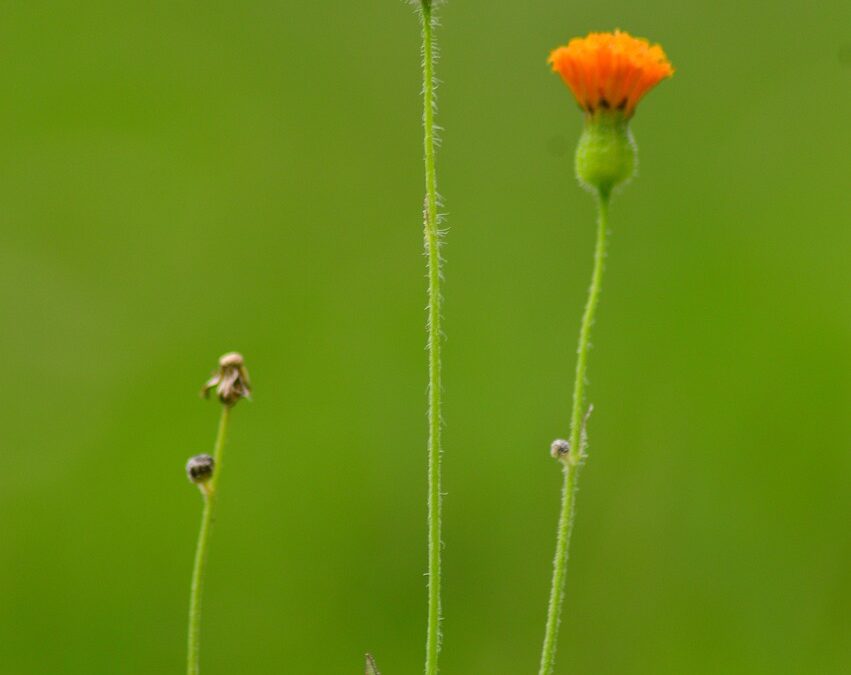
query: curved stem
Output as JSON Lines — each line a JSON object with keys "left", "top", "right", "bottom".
{"left": 538, "top": 192, "right": 609, "bottom": 675}
{"left": 419, "top": 2, "right": 443, "bottom": 675}
{"left": 187, "top": 405, "right": 231, "bottom": 675}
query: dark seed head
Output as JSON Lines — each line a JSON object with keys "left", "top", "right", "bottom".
{"left": 186, "top": 454, "right": 215, "bottom": 484}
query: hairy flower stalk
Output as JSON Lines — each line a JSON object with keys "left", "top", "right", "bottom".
{"left": 538, "top": 30, "right": 673, "bottom": 675}
{"left": 187, "top": 352, "right": 251, "bottom": 675}
{"left": 415, "top": 2, "right": 444, "bottom": 674}
{"left": 365, "top": 653, "right": 381, "bottom": 675}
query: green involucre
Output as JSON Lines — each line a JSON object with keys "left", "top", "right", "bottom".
{"left": 575, "top": 112, "right": 636, "bottom": 196}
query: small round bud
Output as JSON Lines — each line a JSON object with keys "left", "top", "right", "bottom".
{"left": 575, "top": 111, "right": 636, "bottom": 196}
{"left": 186, "top": 454, "right": 215, "bottom": 485}
{"left": 550, "top": 439, "right": 570, "bottom": 459}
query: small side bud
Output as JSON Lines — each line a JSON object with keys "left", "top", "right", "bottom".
{"left": 186, "top": 454, "right": 215, "bottom": 486}
{"left": 550, "top": 439, "right": 570, "bottom": 460}
{"left": 202, "top": 351, "right": 251, "bottom": 406}
{"left": 365, "top": 654, "right": 381, "bottom": 675}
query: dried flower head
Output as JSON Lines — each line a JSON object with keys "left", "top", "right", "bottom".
{"left": 186, "top": 454, "right": 215, "bottom": 485}
{"left": 549, "top": 30, "right": 673, "bottom": 118}
{"left": 202, "top": 352, "right": 251, "bottom": 406}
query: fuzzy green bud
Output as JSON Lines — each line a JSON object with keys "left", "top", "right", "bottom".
{"left": 575, "top": 111, "right": 636, "bottom": 196}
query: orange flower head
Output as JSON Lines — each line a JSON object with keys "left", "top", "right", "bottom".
{"left": 549, "top": 30, "right": 673, "bottom": 117}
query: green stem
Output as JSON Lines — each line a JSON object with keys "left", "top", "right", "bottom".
{"left": 419, "top": 3, "right": 442, "bottom": 675}
{"left": 187, "top": 405, "right": 231, "bottom": 675}
{"left": 538, "top": 192, "right": 609, "bottom": 675}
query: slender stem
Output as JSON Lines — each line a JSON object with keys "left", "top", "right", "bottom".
{"left": 568, "top": 192, "right": 608, "bottom": 466}
{"left": 538, "top": 192, "right": 609, "bottom": 675}
{"left": 187, "top": 405, "right": 231, "bottom": 675}
{"left": 419, "top": 2, "right": 443, "bottom": 675}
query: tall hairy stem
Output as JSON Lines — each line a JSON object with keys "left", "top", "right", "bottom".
{"left": 419, "top": 2, "right": 443, "bottom": 674}
{"left": 538, "top": 192, "right": 609, "bottom": 675}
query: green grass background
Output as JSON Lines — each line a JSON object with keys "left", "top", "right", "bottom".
{"left": 1, "top": 1, "right": 849, "bottom": 673}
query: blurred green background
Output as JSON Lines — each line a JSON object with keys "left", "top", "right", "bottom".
{"left": 1, "top": 1, "right": 849, "bottom": 673}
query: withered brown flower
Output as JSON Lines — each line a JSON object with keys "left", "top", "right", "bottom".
{"left": 202, "top": 352, "right": 251, "bottom": 406}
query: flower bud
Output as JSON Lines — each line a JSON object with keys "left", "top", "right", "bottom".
{"left": 550, "top": 439, "right": 570, "bottom": 460}
{"left": 186, "top": 454, "right": 215, "bottom": 486}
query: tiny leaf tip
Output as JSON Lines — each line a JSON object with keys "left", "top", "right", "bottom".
{"left": 365, "top": 653, "right": 381, "bottom": 675}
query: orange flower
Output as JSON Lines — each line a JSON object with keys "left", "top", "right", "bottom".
{"left": 549, "top": 30, "right": 673, "bottom": 117}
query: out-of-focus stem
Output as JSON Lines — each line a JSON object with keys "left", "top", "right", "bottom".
{"left": 187, "top": 406, "right": 231, "bottom": 675}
